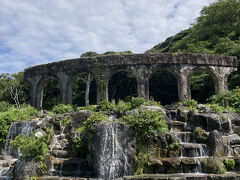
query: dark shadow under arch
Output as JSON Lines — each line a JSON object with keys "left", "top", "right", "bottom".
{"left": 190, "top": 69, "right": 216, "bottom": 103}
{"left": 227, "top": 70, "right": 240, "bottom": 90}
{"left": 41, "top": 76, "right": 61, "bottom": 110}
{"left": 108, "top": 71, "right": 137, "bottom": 102}
{"left": 72, "top": 73, "right": 97, "bottom": 106}
{"left": 149, "top": 69, "right": 178, "bottom": 105}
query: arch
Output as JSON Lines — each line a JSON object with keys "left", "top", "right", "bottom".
{"left": 188, "top": 67, "right": 218, "bottom": 103}
{"left": 149, "top": 67, "right": 180, "bottom": 105}
{"left": 71, "top": 72, "right": 97, "bottom": 106}
{"left": 108, "top": 70, "right": 137, "bottom": 102}
{"left": 38, "top": 75, "right": 61, "bottom": 110}
{"left": 227, "top": 70, "right": 240, "bottom": 90}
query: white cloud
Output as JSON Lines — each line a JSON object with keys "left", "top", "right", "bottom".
{"left": 0, "top": 0, "right": 215, "bottom": 74}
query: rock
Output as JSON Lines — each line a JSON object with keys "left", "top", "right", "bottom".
{"left": 194, "top": 127, "right": 209, "bottom": 144}
{"left": 189, "top": 113, "right": 222, "bottom": 131}
{"left": 141, "top": 106, "right": 166, "bottom": 116}
{"left": 208, "top": 130, "right": 228, "bottom": 156}
{"left": 70, "top": 110, "right": 93, "bottom": 128}
{"left": 13, "top": 158, "right": 40, "bottom": 180}
{"left": 34, "top": 129, "right": 46, "bottom": 138}
{"left": 177, "top": 106, "right": 190, "bottom": 122}
{"left": 197, "top": 104, "right": 212, "bottom": 113}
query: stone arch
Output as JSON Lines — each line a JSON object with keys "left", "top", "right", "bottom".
{"left": 71, "top": 72, "right": 97, "bottom": 106}
{"left": 187, "top": 67, "right": 219, "bottom": 103}
{"left": 226, "top": 70, "right": 239, "bottom": 90}
{"left": 37, "top": 75, "right": 61, "bottom": 109}
{"left": 108, "top": 69, "right": 138, "bottom": 102}
{"left": 149, "top": 66, "right": 181, "bottom": 105}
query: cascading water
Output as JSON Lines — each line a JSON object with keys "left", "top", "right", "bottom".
{"left": 0, "top": 121, "right": 37, "bottom": 179}
{"left": 98, "top": 122, "right": 130, "bottom": 180}
{"left": 3, "top": 121, "right": 37, "bottom": 157}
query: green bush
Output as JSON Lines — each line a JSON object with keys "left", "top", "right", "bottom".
{"left": 116, "top": 100, "right": 131, "bottom": 117}
{"left": 184, "top": 99, "right": 198, "bottom": 110}
{"left": 206, "top": 103, "right": 226, "bottom": 113}
{"left": 52, "top": 104, "right": 74, "bottom": 114}
{"left": 0, "top": 101, "right": 11, "bottom": 112}
{"left": 84, "top": 112, "right": 109, "bottom": 129}
{"left": 10, "top": 132, "right": 50, "bottom": 161}
{"left": 130, "top": 97, "right": 145, "bottom": 109}
{"left": 203, "top": 157, "right": 226, "bottom": 174}
{"left": 97, "top": 100, "right": 116, "bottom": 111}
{"left": 143, "top": 100, "right": 163, "bottom": 107}
{"left": 0, "top": 105, "right": 39, "bottom": 145}
{"left": 208, "top": 87, "right": 240, "bottom": 114}
{"left": 121, "top": 110, "right": 168, "bottom": 139}
{"left": 225, "top": 159, "right": 235, "bottom": 170}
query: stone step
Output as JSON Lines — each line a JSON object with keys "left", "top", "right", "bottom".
{"left": 38, "top": 176, "right": 88, "bottom": 180}
{"left": 51, "top": 150, "right": 71, "bottom": 158}
{"left": 223, "top": 134, "right": 240, "bottom": 145}
{"left": 168, "top": 120, "right": 187, "bottom": 132}
{"left": 180, "top": 143, "right": 208, "bottom": 157}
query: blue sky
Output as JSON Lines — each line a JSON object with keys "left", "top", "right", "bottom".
{"left": 0, "top": 0, "right": 214, "bottom": 74}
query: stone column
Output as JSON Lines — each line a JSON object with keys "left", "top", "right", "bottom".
{"left": 179, "top": 66, "right": 193, "bottom": 102}
{"left": 57, "top": 72, "right": 72, "bottom": 105}
{"left": 93, "top": 67, "right": 109, "bottom": 103}
{"left": 211, "top": 66, "right": 237, "bottom": 93}
{"left": 27, "top": 75, "right": 43, "bottom": 109}
{"left": 135, "top": 65, "right": 150, "bottom": 100}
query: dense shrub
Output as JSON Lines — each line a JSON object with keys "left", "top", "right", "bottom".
{"left": 203, "top": 157, "right": 226, "bottom": 174}
{"left": 208, "top": 87, "right": 240, "bottom": 114}
{"left": 116, "top": 100, "right": 131, "bottom": 117}
{"left": 143, "top": 100, "right": 163, "bottom": 107}
{"left": 10, "top": 132, "right": 50, "bottom": 161}
{"left": 225, "top": 159, "right": 235, "bottom": 170}
{"left": 97, "top": 100, "right": 116, "bottom": 111}
{"left": 0, "top": 105, "right": 39, "bottom": 145}
{"left": 206, "top": 103, "right": 230, "bottom": 113}
{"left": 121, "top": 110, "right": 168, "bottom": 139}
{"left": 130, "top": 97, "right": 145, "bottom": 109}
{"left": 52, "top": 104, "right": 74, "bottom": 114}
{"left": 84, "top": 112, "right": 108, "bottom": 129}
{"left": 0, "top": 101, "right": 11, "bottom": 112}
{"left": 184, "top": 99, "right": 198, "bottom": 110}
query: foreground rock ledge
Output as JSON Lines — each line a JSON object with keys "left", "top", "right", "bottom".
{"left": 122, "top": 173, "right": 240, "bottom": 180}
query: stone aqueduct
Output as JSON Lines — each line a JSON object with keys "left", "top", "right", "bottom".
{"left": 24, "top": 53, "right": 238, "bottom": 108}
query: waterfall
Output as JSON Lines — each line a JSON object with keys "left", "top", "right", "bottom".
{"left": 0, "top": 121, "right": 37, "bottom": 178}
{"left": 228, "top": 118, "right": 233, "bottom": 134}
{"left": 3, "top": 121, "right": 37, "bottom": 158}
{"left": 98, "top": 122, "right": 130, "bottom": 180}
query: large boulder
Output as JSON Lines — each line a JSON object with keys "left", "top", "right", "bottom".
{"left": 207, "top": 130, "right": 228, "bottom": 156}
{"left": 13, "top": 158, "right": 47, "bottom": 180}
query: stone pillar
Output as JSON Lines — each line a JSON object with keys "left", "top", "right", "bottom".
{"left": 57, "top": 72, "right": 72, "bottom": 105}
{"left": 135, "top": 65, "right": 150, "bottom": 100}
{"left": 27, "top": 75, "right": 43, "bottom": 109}
{"left": 211, "top": 66, "right": 237, "bottom": 93}
{"left": 93, "top": 67, "right": 109, "bottom": 103}
{"left": 179, "top": 66, "right": 193, "bottom": 103}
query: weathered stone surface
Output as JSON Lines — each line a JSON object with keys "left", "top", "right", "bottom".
{"left": 177, "top": 106, "right": 190, "bottom": 122}
{"left": 24, "top": 53, "right": 237, "bottom": 108}
{"left": 13, "top": 158, "right": 40, "bottom": 180}
{"left": 141, "top": 106, "right": 166, "bottom": 115}
{"left": 194, "top": 127, "right": 209, "bottom": 144}
{"left": 208, "top": 130, "right": 228, "bottom": 156}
